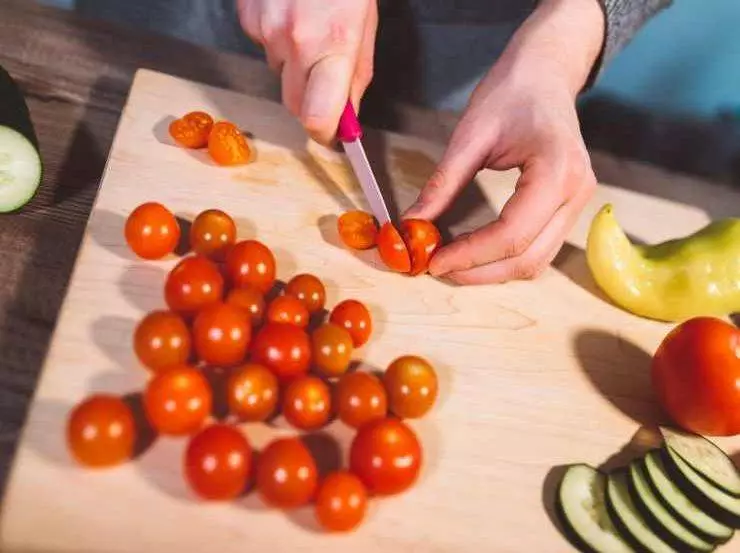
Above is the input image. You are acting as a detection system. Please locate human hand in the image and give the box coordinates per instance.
[238,0,377,145]
[404,0,605,285]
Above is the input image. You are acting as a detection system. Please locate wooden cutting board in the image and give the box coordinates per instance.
[2,69,740,553]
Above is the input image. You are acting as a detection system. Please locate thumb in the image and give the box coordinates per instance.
[301,54,354,145]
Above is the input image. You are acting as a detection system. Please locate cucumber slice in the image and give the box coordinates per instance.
[628,459,715,551]
[660,427,740,497]
[0,125,42,213]
[644,450,733,544]
[606,470,674,552]
[556,464,634,553]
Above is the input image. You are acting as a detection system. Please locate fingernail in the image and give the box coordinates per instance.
[402,200,424,219]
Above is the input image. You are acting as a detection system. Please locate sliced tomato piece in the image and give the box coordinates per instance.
[337,211,379,250]
[376,222,411,273]
[401,219,442,275]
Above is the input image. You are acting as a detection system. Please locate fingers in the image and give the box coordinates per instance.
[301,54,355,144]
[350,0,378,110]
[237,0,263,45]
[281,59,307,117]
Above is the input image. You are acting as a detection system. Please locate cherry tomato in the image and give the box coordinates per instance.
[329,299,372,347]
[143,365,212,436]
[192,302,251,366]
[337,211,378,250]
[184,424,252,500]
[282,376,331,431]
[226,285,266,328]
[133,310,191,372]
[652,317,740,436]
[266,295,310,328]
[169,111,214,149]
[224,240,276,294]
[315,471,368,532]
[349,418,422,495]
[311,323,353,378]
[227,363,278,422]
[67,395,135,467]
[250,323,311,382]
[256,437,318,508]
[124,202,180,260]
[383,355,439,419]
[189,209,236,261]
[284,274,326,314]
[401,219,442,275]
[164,255,224,317]
[335,372,387,429]
[207,121,252,166]
[377,222,411,273]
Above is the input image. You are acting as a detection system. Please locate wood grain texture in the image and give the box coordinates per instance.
[2,68,740,552]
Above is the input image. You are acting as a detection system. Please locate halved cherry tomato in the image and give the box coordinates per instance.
[208,121,252,166]
[376,222,411,273]
[335,371,387,429]
[401,219,442,275]
[266,295,310,328]
[224,240,276,294]
[164,255,224,317]
[67,395,135,467]
[315,471,368,532]
[284,274,326,314]
[384,355,438,418]
[169,111,214,149]
[184,424,252,500]
[250,323,311,382]
[337,211,379,250]
[329,299,372,347]
[227,363,279,422]
[282,376,331,431]
[133,310,191,372]
[256,437,318,508]
[189,209,236,261]
[124,202,180,260]
[226,285,266,328]
[311,323,353,378]
[192,302,251,366]
[143,365,212,436]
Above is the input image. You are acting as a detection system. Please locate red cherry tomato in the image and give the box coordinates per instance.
[337,211,379,250]
[164,255,224,317]
[224,240,276,294]
[282,376,331,430]
[124,202,180,260]
[133,310,191,372]
[652,317,740,436]
[227,363,279,422]
[329,299,372,347]
[256,437,318,508]
[401,219,442,275]
[184,424,252,500]
[250,323,311,382]
[192,302,251,366]
[335,371,387,429]
[349,418,422,495]
[169,111,214,149]
[311,323,353,378]
[67,395,135,467]
[266,295,310,328]
[315,471,368,532]
[284,274,326,314]
[143,365,212,436]
[383,355,439,419]
[376,222,411,273]
[189,209,237,261]
[226,285,266,328]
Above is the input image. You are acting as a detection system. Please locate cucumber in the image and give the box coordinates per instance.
[660,427,740,497]
[627,459,715,551]
[555,464,634,553]
[606,470,675,552]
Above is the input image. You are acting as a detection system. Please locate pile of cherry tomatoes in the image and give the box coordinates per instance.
[67,202,439,533]
[169,110,252,166]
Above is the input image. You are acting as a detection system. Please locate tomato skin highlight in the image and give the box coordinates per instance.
[134,310,191,373]
[266,295,310,328]
[250,323,311,382]
[282,376,331,431]
[335,372,387,429]
[125,202,180,260]
[284,274,326,314]
[143,365,212,436]
[401,219,442,275]
[256,437,318,508]
[224,240,276,294]
[383,355,439,419]
[192,302,251,366]
[329,299,372,347]
[376,222,411,273]
[226,285,266,328]
[311,323,354,378]
[164,255,224,317]
[189,209,236,261]
[207,121,252,166]
[227,363,279,422]
[315,471,368,532]
[169,111,214,149]
[67,395,135,467]
[337,211,379,250]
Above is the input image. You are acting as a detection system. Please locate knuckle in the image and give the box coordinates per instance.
[511,261,541,281]
[287,22,313,51]
[326,20,360,50]
[501,233,531,259]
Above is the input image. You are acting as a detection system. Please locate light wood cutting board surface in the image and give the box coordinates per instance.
[1,69,740,553]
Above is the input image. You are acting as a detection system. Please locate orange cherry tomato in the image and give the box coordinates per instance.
[256,437,318,508]
[207,121,252,166]
[311,323,353,378]
[250,323,311,382]
[227,363,279,422]
[282,376,331,431]
[224,240,276,294]
[67,395,135,467]
[266,295,310,328]
[184,424,252,500]
[337,211,379,250]
[144,365,212,436]
[376,222,411,273]
[401,219,442,275]
[315,471,368,532]
[133,310,191,372]
[329,299,372,347]
[284,274,326,314]
[189,209,237,261]
[124,202,180,260]
[164,255,224,317]
[169,111,214,149]
[226,285,266,328]
[335,371,387,429]
[652,317,740,436]
[349,418,422,495]
[192,302,251,366]
[383,355,439,419]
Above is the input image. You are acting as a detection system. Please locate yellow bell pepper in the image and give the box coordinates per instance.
[586,204,740,322]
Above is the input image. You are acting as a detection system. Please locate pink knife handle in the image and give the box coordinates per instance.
[337,101,362,142]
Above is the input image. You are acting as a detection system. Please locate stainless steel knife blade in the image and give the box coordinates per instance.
[342,139,391,225]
